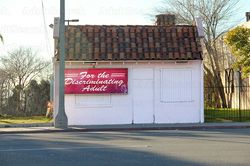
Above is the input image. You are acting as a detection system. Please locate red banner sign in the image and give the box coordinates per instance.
[65,68,128,94]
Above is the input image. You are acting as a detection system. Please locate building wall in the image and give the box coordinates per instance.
[53,60,204,125]
[231,73,250,109]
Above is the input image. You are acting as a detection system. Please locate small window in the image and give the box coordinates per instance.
[160,69,192,103]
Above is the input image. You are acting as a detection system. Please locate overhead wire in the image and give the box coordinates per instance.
[41,0,53,58]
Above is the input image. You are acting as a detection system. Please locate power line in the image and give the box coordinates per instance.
[41,0,53,58]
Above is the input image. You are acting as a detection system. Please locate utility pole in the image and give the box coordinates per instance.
[54,0,68,128]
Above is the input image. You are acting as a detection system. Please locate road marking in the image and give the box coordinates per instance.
[0,145,149,152]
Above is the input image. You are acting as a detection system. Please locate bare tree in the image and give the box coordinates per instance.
[157,0,239,107]
[0,47,50,112]
[0,69,8,114]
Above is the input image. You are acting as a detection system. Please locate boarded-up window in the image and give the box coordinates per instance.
[160,69,192,103]
[75,95,111,107]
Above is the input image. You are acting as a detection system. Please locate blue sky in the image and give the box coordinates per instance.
[0,0,249,59]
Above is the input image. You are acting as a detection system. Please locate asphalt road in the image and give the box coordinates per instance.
[0,129,250,166]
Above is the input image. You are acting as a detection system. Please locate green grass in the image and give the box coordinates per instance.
[0,116,53,124]
[205,108,250,122]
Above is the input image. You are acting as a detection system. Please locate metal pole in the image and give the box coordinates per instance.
[54,0,68,128]
[238,71,242,122]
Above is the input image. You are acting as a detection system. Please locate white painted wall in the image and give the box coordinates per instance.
[53,60,204,125]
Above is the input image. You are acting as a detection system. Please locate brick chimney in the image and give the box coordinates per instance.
[246,12,250,22]
[156,14,176,26]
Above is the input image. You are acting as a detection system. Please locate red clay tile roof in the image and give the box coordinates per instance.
[55,25,202,61]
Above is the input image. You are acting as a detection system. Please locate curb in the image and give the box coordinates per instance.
[1,123,250,134]
[0,123,53,128]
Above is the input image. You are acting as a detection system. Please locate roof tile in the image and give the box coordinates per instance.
[56,25,202,61]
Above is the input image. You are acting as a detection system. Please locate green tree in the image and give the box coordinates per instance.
[7,86,22,116]
[0,69,8,114]
[25,80,40,116]
[38,80,50,115]
[224,26,250,77]
[6,79,50,116]
[25,79,50,116]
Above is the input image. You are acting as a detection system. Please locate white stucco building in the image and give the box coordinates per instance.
[53,15,204,125]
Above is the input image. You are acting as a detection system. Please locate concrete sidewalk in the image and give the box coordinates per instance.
[1,122,250,134]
